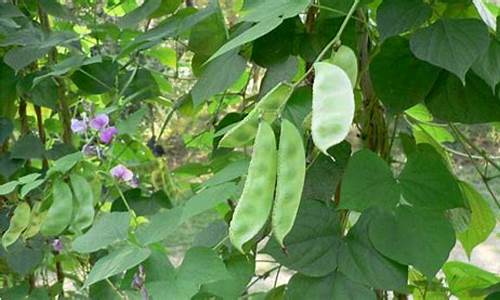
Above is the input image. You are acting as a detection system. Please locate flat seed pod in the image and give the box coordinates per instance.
[229,121,277,253]
[312,62,354,155]
[219,82,293,148]
[2,202,31,249]
[41,180,73,236]
[329,45,358,87]
[70,174,95,232]
[272,119,306,247]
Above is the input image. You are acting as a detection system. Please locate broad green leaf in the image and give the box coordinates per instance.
[312,62,354,155]
[72,212,130,253]
[116,107,147,135]
[123,5,218,55]
[0,63,18,107]
[20,179,45,198]
[70,59,119,94]
[399,144,464,210]
[142,246,176,282]
[181,182,238,221]
[40,180,73,236]
[119,68,160,102]
[339,149,400,211]
[457,182,496,257]
[251,18,297,67]
[146,47,177,69]
[0,181,19,195]
[10,134,44,159]
[443,261,500,299]
[19,74,58,109]
[287,272,376,300]
[240,0,310,22]
[201,254,254,299]
[176,247,229,286]
[0,238,43,275]
[0,117,13,144]
[191,49,247,107]
[259,56,299,97]
[281,86,312,132]
[376,0,432,40]
[135,207,183,246]
[4,31,78,72]
[83,244,151,287]
[202,159,249,188]
[117,0,161,29]
[147,247,229,300]
[425,72,500,123]
[39,0,73,20]
[69,174,95,232]
[339,209,408,292]
[150,0,182,17]
[369,206,455,279]
[17,173,41,184]
[264,200,342,277]
[193,220,228,248]
[371,37,440,113]
[302,144,350,203]
[409,18,489,82]
[472,38,500,91]
[329,45,358,87]
[188,5,227,58]
[47,152,83,176]
[208,17,283,62]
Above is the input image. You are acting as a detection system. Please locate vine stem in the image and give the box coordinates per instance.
[448,124,500,209]
[292,0,360,88]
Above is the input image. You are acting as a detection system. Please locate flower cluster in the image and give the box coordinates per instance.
[71,113,118,144]
[110,164,139,187]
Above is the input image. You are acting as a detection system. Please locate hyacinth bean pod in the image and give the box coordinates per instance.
[219,82,293,148]
[70,174,95,232]
[23,202,46,239]
[329,45,358,87]
[272,119,306,247]
[40,180,74,236]
[229,121,277,253]
[2,202,31,249]
[312,62,355,155]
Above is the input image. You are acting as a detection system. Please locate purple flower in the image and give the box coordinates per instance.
[71,118,87,133]
[100,126,118,144]
[110,164,134,182]
[52,239,63,253]
[90,114,109,130]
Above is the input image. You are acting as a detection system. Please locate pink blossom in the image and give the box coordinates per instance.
[90,114,109,130]
[100,126,118,144]
[52,239,63,252]
[110,164,134,182]
[71,118,87,133]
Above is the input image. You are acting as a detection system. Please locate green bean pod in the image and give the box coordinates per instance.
[23,202,46,239]
[2,202,31,249]
[219,82,293,148]
[70,174,95,232]
[229,121,277,253]
[272,119,306,247]
[40,180,73,236]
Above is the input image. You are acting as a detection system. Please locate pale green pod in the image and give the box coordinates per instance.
[70,174,95,232]
[329,45,358,87]
[229,121,277,253]
[312,62,355,155]
[272,119,306,247]
[23,202,46,239]
[2,202,31,249]
[40,180,73,236]
[219,82,293,148]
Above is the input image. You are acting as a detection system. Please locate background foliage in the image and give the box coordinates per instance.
[0,0,499,299]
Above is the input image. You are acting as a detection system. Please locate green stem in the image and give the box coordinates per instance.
[293,0,360,87]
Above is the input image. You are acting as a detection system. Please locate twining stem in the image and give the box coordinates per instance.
[293,0,361,87]
[448,124,500,209]
[38,5,72,145]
